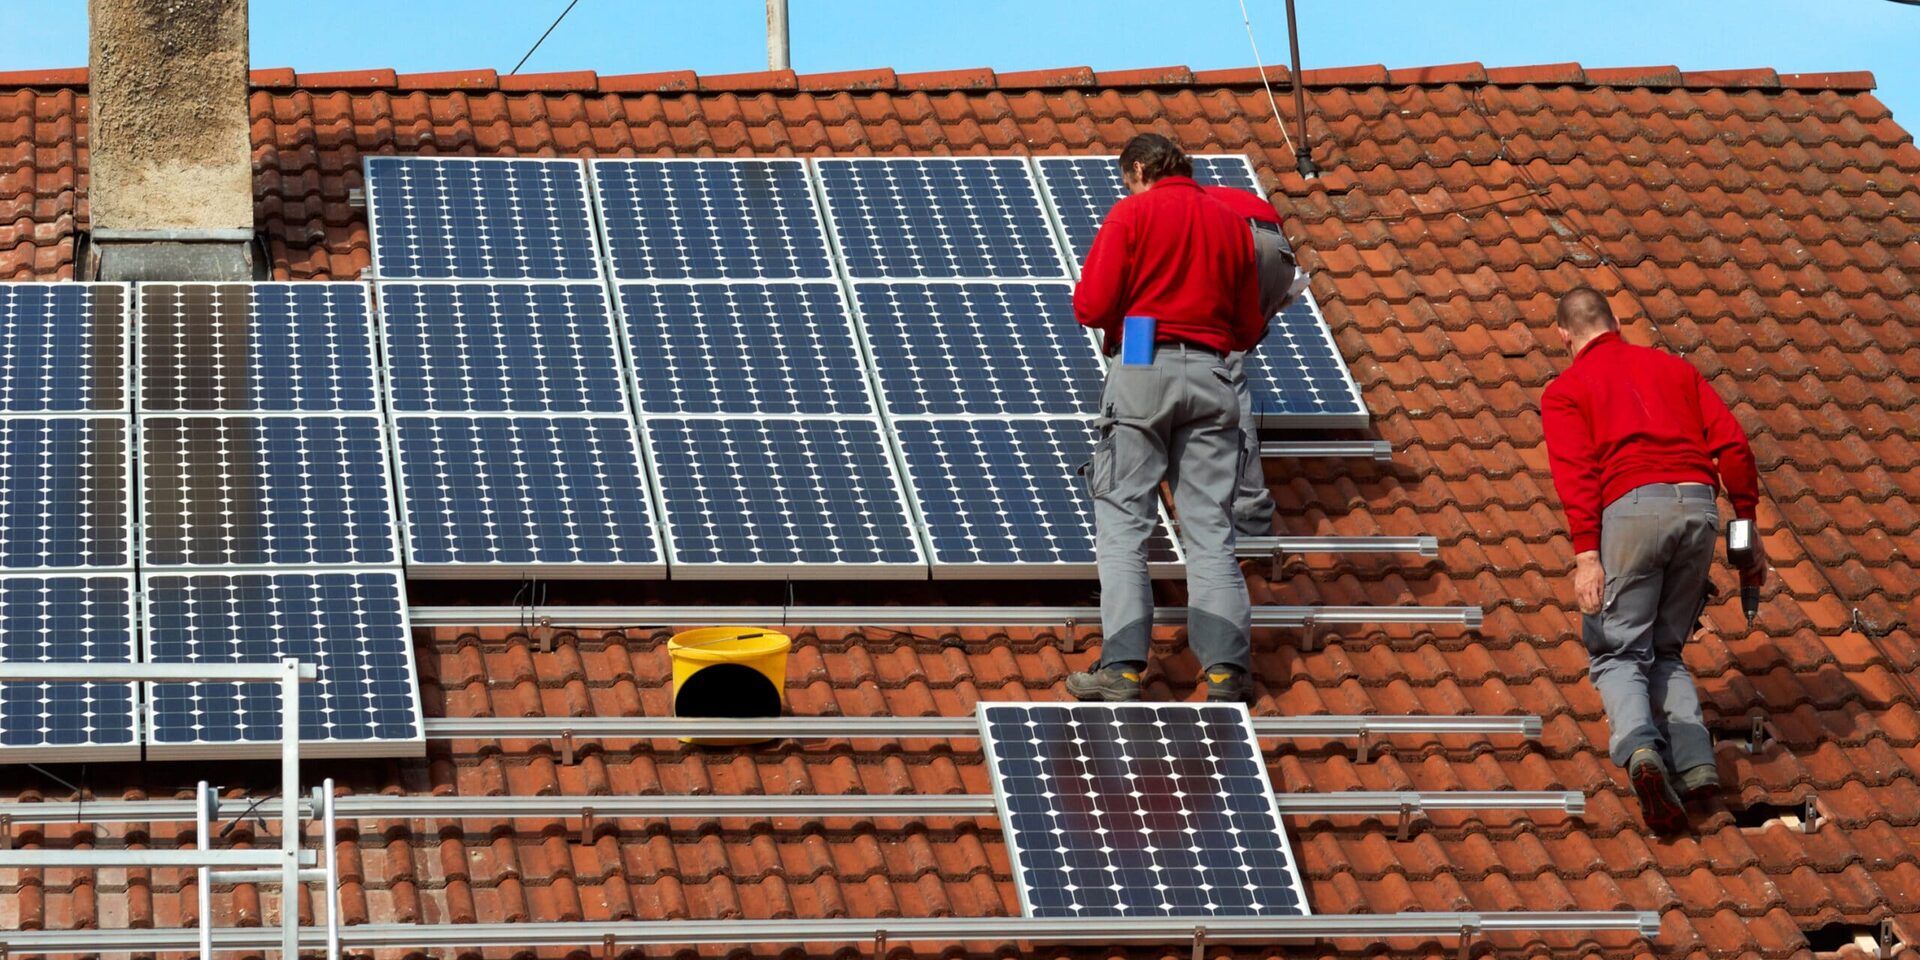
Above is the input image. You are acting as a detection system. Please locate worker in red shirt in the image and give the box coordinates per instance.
[1541,288,1765,833]
[1200,184,1310,536]
[1066,134,1267,704]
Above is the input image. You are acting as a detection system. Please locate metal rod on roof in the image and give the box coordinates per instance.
[767,0,791,70]
[1284,0,1319,179]
[406,603,1482,630]
[0,912,1666,952]
[420,712,1536,741]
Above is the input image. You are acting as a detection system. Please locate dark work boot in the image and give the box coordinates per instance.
[1065,663,1144,702]
[1204,664,1257,704]
[1678,764,1721,804]
[1628,747,1689,835]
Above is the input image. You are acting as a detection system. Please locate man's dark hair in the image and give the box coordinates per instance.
[1118,133,1193,182]
[1556,286,1619,337]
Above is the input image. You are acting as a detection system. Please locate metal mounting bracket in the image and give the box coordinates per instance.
[561,729,577,766]
[537,616,555,654]
[875,927,889,959]
[1354,729,1373,764]
[1191,925,1207,960]
[602,932,617,960]
[1457,922,1476,960]
[1397,799,1416,841]
[1268,550,1284,583]
[1749,715,1768,754]
[579,807,596,846]
[1802,794,1821,834]
[1,813,11,849]
[1300,612,1321,653]
[1062,618,1080,654]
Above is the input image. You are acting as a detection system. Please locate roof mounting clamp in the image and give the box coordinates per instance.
[1061,618,1081,654]
[1300,611,1322,653]
[0,813,10,850]
[1802,794,1821,834]
[579,806,596,846]
[1190,925,1206,960]
[1458,922,1478,960]
[603,932,618,960]
[537,616,555,654]
[876,928,889,960]
[561,729,577,766]
[1396,799,1418,841]
[1354,729,1373,764]
[1749,715,1770,754]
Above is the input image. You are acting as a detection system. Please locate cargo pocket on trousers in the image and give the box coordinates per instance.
[1078,415,1118,500]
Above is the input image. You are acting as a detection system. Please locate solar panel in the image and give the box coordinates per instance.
[138,282,379,413]
[1036,154,1262,265]
[851,281,1102,417]
[391,415,663,577]
[379,281,629,414]
[891,418,1181,578]
[644,417,924,578]
[592,158,835,281]
[143,570,424,759]
[0,417,131,570]
[978,702,1310,918]
[139,415,400,568]
[620,281,873,416]
[364,156,602,281]
[0,573,138,762]
[1241,291,1369,428]
[816,157,1069,279]
[0,283,129,413]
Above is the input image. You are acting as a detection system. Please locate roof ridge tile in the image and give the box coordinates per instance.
[897,67,997,91]
[500,70,597,93]
[796,68,898,92]
[1585,65,1685,88]
[1301,64,1391,86]
[995,66,1097,89]
[599,70,697,94]
[249,68,297,88]
[1191,65,1290,86]
[1093,65,1198,87]
[1485,63,1588,86]
[0,67,89,87]
[1681,68,1783,89]
[697,69,797,93]
[295,68,399,89]
[1387,63,1488,86]
[396,69,500,91]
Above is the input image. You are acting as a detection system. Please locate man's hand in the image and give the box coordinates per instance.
[1574,551,1604,615]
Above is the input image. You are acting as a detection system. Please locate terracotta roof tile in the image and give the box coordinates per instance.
[1,58,1917,958]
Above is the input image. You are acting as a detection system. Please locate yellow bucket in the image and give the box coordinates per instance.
[667,627,791,745]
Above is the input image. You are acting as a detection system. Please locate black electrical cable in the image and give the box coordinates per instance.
[508,0,584,77]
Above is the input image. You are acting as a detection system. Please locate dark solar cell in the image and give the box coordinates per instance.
[817,157,1068,279]
[0,417,130,570]
[593,158,835,280]
[853,281,1101,417]
[0,574,137,760]
[380,281,627,414]
[365,156,601,280]
[622,281,872,416]
[139,282,379,413]
[0,283,128,413]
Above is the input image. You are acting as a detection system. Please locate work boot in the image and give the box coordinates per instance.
[1204,664,1257,704]
[1065,663,1143,702]
[1678,764,1721,804]
[1628,747,1689,835]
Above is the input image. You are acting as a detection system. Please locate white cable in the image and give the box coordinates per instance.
[1237,0,1299,161]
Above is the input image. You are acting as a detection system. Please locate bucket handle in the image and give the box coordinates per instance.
[677,630,774,649]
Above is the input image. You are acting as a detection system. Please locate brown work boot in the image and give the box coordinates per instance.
[1065,663,1143,702]
[1204,665,1256,704]
[1628,747,1689,835]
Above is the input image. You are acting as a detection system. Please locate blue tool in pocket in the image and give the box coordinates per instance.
[1121,315,1156,366]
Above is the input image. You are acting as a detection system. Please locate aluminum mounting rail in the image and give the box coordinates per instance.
[421,713,1542,742]
[1237,536,1441,559]
[0,912,1665,953]
[0,849,304,868]
[407,603,1481,630]
[0,663,319,682]
[0,790,1584,825]
[1261,440,1394,461]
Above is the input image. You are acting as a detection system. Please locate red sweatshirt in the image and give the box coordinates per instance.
[1203,184,1283,225]
[1541,331,1760,553]
[1073,176,1264,354]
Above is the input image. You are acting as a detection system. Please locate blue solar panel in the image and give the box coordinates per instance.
[0,417,130,570]
[1241,291,1369,427]
[892,418,1180,577]
[0,283,128,413]
[138,282,379,412]
[620,281,872,416]
[816,157,1068,279]
[645,417,924,577]
[980,702,1310,918]
[143,570,423,759]
[1037,154,1262,264]
[379,282,628,414]
[392,416,663,576]
[593,158,834,281]
[365,156,601,280]
[852,281,1101,416]
[0,574,137,762]
[140,415,398,567]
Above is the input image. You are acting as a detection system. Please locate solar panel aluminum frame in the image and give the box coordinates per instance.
[812,156,1077,281]
[0,282,134,416]
[0,571,141,763]
[886,413,1186,580]
[610,278,882,419]
[138,567,426,760]
[840,277,1107,420]
[133,411,406,571]
[374,280,635,418]
[977,700,1313,920]
[639,413,930,581]
[132,281,381,415]
[386,413,667,579]
[587,157,839,283]
[0,415,137,573]
[364,156,605,283]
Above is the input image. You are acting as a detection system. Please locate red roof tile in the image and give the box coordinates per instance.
[1,59,1917,958]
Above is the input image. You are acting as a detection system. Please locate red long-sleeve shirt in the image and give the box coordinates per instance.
[1073,176,1264,354]
[1202,184,1283,225]
[1541,331,1760,553]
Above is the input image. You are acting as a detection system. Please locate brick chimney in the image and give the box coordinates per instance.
[87,0,256,280]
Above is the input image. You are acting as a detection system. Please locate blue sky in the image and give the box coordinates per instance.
[2,1,1915,123]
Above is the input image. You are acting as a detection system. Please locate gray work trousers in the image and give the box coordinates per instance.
[1226,225,1298,537]
[1581,483,1718,774]
[1087,343,1252,671]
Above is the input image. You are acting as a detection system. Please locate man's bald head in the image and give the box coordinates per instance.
[1556,287,1618,339]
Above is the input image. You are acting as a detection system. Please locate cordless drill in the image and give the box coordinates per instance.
[1726,519,1762,623]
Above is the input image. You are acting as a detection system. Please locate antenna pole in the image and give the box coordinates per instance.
[767,0,791,70]
[1284,0,1318,179]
